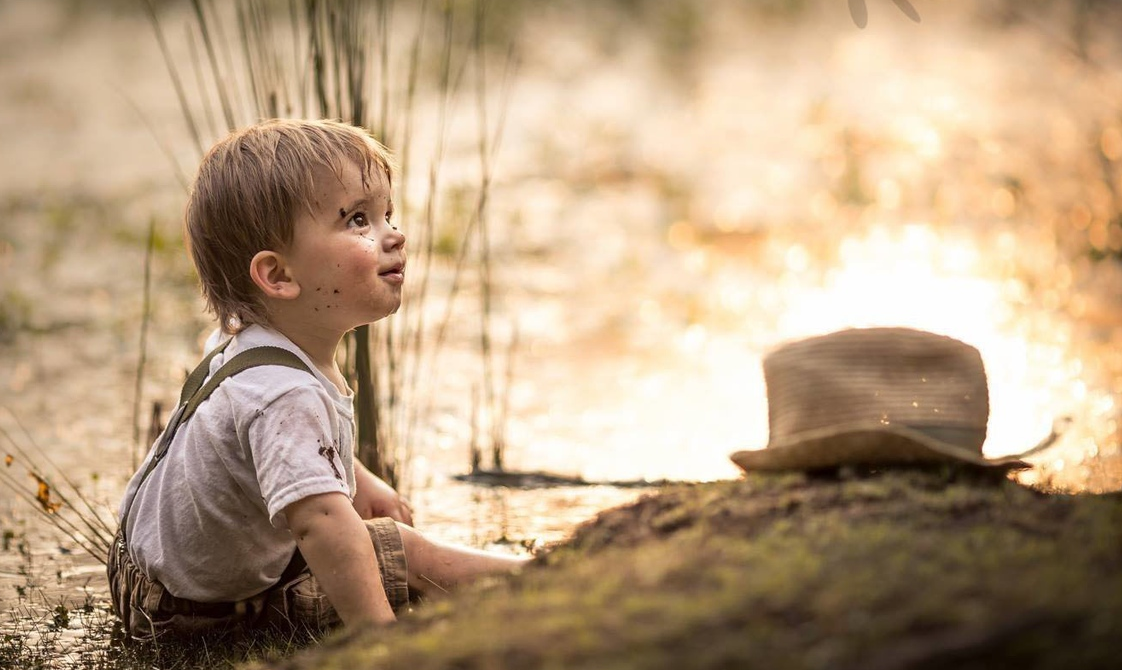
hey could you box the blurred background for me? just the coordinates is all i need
[1,0,1121,615]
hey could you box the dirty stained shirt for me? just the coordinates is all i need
[118,325,356,602]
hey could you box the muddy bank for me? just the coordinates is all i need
[261,469,1122,670]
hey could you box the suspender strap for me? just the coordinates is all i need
[178,339,232,406]
[180,346,309,424]
[120,344,313,541]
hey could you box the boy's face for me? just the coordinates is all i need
[283,160,405,331]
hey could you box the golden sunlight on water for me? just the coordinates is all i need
[769,224,1098,461]
[504,220,1116,491]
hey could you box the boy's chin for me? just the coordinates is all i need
[355,304,401,327]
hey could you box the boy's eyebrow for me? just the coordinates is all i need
[337,197,370,220]
[337,195,392,220]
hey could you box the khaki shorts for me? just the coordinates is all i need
[107,518,410,639]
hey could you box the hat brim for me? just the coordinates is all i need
[730,422,1031,473]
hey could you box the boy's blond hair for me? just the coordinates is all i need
[186,118,395,333]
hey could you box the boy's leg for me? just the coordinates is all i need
[395,522,530,595]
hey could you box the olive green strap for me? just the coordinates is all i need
[120,345,313,542]
[180,346,309,424]
[178,339,232,406]
[152,346,310,469]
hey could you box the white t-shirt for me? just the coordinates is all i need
[119,325,356,602]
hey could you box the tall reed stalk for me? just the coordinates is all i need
[130,217,157,471]
[144,0,517,490]
[426,2,519,473]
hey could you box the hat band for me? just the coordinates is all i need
[908,425,985,451]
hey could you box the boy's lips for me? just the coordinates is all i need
[379,260,406,284]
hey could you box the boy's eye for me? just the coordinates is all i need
[347,212,369,229]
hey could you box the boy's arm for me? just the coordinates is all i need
[353,460,414,525]
[285,491,397,627]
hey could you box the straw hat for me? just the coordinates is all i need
[730,327,1034,472]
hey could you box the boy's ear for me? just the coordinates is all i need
[249,250,300,300]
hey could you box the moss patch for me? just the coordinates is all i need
[263,469,1122,670]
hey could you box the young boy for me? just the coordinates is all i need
[109,118,527,639]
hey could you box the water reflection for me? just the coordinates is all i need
[773,223,1069,457]
[439,219,1118,508]
[412,483,644,551]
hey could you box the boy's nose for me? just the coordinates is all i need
[385,226,406,250]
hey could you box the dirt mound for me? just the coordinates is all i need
[262,469,1122,670]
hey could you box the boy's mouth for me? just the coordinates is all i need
[379,260,406,284]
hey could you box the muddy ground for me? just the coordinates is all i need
[259,468,1122,670]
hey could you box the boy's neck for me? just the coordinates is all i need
[265,316,350,394]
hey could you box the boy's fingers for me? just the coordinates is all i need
[397,499,414,526]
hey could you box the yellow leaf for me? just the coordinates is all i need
[30,473,62,515]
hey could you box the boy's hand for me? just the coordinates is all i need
[353,460,414,525]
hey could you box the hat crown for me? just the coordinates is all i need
[764,328,989,454]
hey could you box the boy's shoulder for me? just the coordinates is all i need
[201,325,348,416]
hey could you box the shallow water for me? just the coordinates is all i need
[1,0,1120,650]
